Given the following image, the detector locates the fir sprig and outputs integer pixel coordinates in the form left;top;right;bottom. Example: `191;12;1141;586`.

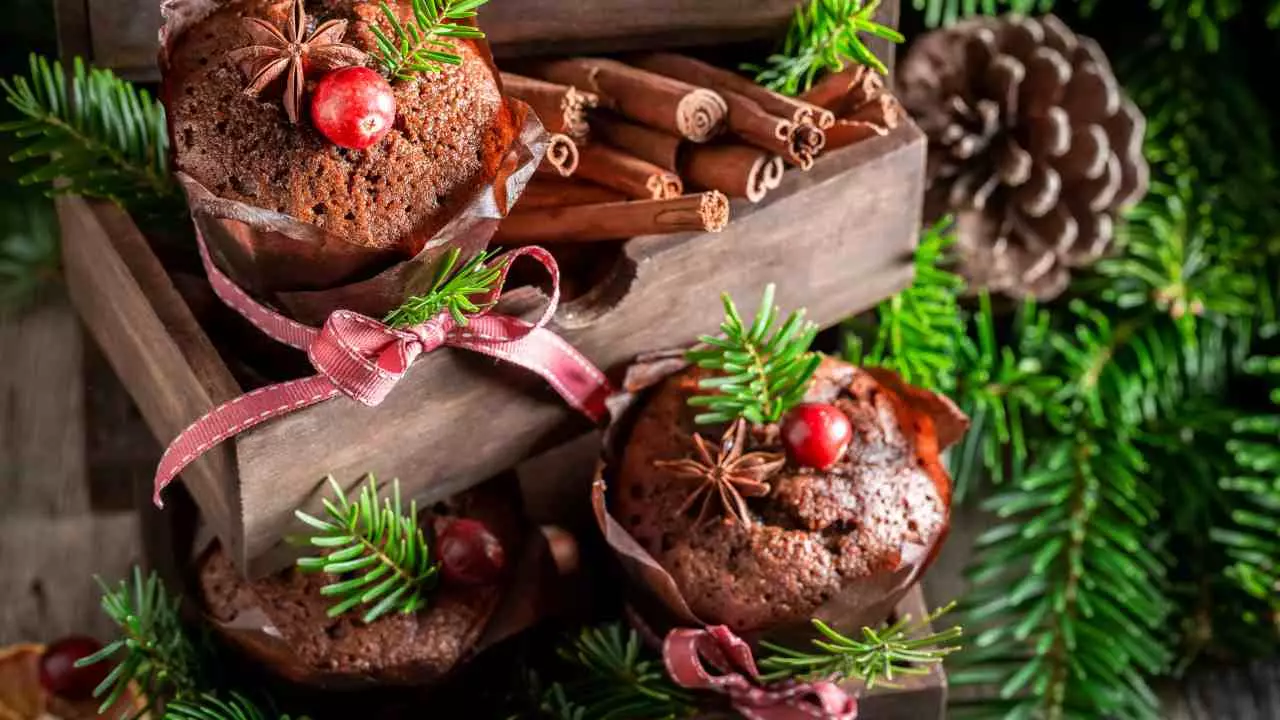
77;568;205;718
164;692;299;720
383;248;503;328
0;54;178;215
0;193;59;313
750;0;904;95
549;624;696;720
686;284;821;425
371;0;490;82
295;475;439;623
759;604;963;688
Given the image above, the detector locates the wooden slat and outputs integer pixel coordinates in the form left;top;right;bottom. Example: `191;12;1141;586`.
58;197;245;561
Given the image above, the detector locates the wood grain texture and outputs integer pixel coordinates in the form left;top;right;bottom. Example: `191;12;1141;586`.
64;0;900;79
58;197;245;561
64;121;925;574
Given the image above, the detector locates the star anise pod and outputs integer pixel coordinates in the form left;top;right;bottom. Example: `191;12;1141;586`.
655;419;785;527
227;0;369;124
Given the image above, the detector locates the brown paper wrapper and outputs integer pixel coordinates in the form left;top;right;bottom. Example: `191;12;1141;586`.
189;477;574;690
591;350;970;645
159;0;548;325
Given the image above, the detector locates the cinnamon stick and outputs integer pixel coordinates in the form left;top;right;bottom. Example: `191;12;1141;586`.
682;145;784;203
495;192;730;244
534;58;728;143
501;72;598;138
518;177;628;210
824;95;903;151
635;53;836;130
591;114;682;172
800;65;885;115
712;88;827;170
576;143;683;200
538;133;581;177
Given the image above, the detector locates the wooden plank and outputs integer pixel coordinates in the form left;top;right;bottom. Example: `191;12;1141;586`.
71;0;900;79
57;197;246;562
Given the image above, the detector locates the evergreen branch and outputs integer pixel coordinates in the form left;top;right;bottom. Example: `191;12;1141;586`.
295;475;439;624
0;54;178;215
551;624;696;720
77;567;206;719
749;0;903;95
165;692;301;720
383;248;503;328
910;0;1058;28
759;605;963;689
0;192;59;313
686;283;821;425
370;0;490;82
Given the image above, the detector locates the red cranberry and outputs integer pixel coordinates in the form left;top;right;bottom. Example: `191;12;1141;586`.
310;66;396;150
38;636;109;701
781;403;854;470
438;519;506;585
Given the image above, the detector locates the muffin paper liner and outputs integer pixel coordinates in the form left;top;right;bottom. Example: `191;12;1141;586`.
159;0;546;325
592;350;970;645
189;477;565;690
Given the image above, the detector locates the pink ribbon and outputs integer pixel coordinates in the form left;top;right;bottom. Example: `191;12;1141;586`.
664;626;858;720
152;234;612;506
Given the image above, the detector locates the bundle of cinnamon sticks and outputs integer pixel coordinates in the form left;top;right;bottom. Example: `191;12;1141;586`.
497;56;903;246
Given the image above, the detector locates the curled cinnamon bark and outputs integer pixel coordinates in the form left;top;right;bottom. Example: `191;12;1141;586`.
501;72;599;139
635;53;835;130
576;143;683;200
517;177;629;209
591;114;682;172
539;133;581;177
495;192;730;244
534;57;728;143
682;145;783;203
801;65;886;115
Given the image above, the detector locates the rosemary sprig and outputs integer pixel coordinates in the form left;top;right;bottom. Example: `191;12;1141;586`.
750;0;904;96
383;248;504;328
371;0;490;82
758;603;963;688
686;284;821;425
294;475;439;623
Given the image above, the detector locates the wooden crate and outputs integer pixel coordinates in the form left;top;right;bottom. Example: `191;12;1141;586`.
59;121;925;573
54;0;899;81
851;584;948;720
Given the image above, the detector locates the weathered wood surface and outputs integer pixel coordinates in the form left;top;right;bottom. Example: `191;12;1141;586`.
59;121;926;573
0;296;145;644
56;0;899;80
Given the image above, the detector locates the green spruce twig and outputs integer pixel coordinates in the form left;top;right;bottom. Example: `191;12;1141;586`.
0;54;178;216
550;624;696;720
76;568;206;719
164;692;302;720
295;475;439;623
759;605;963;688
749;0;904;95
370;0;490;82
686;283;821;425
383;248;504;328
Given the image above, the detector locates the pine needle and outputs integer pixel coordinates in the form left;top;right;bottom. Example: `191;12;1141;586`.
164;692;302;720
371;0;491;82
686;283;821;425
750;0;904;95
0;54;178;217
295;475;439;623
550;624;696;720
383;248;504;328
759;604;963;688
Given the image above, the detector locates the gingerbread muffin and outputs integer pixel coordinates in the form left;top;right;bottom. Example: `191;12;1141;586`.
165;0;513;252
613;356;957;633
197;480;519;686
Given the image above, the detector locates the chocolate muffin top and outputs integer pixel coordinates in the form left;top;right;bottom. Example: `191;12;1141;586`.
167;0;511;251
614;357;950;633
198;482;518;684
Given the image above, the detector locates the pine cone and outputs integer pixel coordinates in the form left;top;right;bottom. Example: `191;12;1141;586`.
899;15;1148;299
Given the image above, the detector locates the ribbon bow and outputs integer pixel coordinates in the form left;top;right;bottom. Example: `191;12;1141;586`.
152;234;612;506
664;626;858;720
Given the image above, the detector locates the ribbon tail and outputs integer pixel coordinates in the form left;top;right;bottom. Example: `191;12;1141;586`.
153;376;341;507
453;325;613;423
